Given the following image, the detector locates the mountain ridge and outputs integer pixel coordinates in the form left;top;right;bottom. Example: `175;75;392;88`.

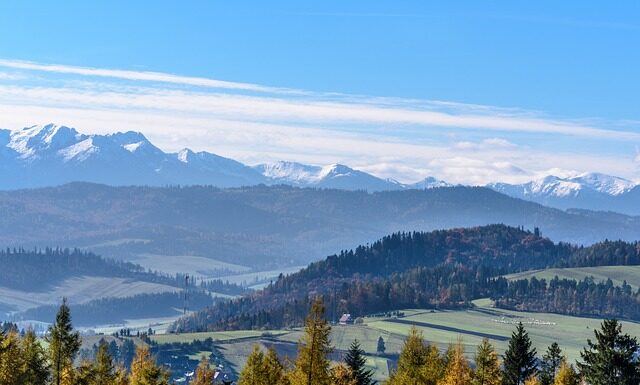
3;123;640;215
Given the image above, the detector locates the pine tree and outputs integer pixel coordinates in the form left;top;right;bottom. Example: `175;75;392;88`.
129;345;170;385
192;355;216;385
502;322;537;385
0;331;23;385
290;298;333;385
439;340;472;385
377;336;386;355
263;347;288;385
578;319;640;385
539;343;562;385
238;345;266;385
473;338;501;385
344;339;374;385
553;361;579;385
94;340;117;385
19;329;49;385
47;298;81;385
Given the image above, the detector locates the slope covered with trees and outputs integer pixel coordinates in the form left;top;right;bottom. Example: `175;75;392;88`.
173;225;640;332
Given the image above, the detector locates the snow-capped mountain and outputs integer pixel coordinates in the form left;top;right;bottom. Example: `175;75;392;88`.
488;173;640;215
0;124;267;189
0;124;438;191
253;161;403;191
408;176;453;190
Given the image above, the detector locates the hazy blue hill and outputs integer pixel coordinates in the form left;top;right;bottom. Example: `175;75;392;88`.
1;183;639;270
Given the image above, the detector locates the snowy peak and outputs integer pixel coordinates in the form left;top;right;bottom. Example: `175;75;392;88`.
569;172;635;196
9;124;84;158
255;161;323;185
409;176;452;189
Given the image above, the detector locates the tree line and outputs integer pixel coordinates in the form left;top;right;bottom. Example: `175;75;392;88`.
2;298;640;385
172;225;640;332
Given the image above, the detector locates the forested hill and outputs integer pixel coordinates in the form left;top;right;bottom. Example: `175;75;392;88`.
298;225;571;279
0;248;174;291
172;225;640;332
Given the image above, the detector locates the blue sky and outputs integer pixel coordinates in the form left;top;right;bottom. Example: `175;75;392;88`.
0;1;639;183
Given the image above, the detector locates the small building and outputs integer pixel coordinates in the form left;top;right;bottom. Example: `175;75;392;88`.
339;313;353;325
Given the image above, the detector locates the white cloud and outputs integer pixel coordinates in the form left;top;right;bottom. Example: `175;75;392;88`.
0;59;638;184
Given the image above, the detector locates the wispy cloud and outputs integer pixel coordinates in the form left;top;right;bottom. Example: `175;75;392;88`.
0;59;638;184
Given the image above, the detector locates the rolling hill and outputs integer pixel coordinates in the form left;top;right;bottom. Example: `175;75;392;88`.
2;183;640;271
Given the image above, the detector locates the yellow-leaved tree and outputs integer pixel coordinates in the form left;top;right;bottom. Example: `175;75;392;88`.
439;339;472;385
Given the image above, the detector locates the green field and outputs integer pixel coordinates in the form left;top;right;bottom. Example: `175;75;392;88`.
505;265;640;289
150;330;289;344
148;298;640;380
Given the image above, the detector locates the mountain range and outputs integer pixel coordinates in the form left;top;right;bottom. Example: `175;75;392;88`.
2;124;639;215
2;183;640;270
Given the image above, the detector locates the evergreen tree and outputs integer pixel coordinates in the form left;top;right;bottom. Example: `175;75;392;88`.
539;343;562;385
0;331;22;385
553;361;579;385
47;298;81;385
473;338;501;385
344;339;374;385
263;347;288;385
192;355;216;385
94;340;117;385
290;298;333;385
578;319;640;385
377;336;386;355
238;345;265;385
20;329;50;385
120;339;136;369
502;322;537;385
440;340;472;385
129;345;170;385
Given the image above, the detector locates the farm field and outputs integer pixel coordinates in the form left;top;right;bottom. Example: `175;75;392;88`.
0;276;179;313
147;298;640;381
505;265;640;289
130;254;251;279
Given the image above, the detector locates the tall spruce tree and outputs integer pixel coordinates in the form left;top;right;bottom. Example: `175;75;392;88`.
47;298;81;385
344;339;374;385
502;322;537;385
539;343;563;385
473;338;502;385
20;329;49;385
94;340;117;385
578;319;640;385
290;298;333;385
377;337;386;355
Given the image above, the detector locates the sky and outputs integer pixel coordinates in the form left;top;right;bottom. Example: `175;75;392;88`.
0;1;639;184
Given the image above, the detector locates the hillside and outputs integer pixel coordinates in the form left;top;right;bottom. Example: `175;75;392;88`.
0;248;244;326
172;225;640;332
2;183;640;270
